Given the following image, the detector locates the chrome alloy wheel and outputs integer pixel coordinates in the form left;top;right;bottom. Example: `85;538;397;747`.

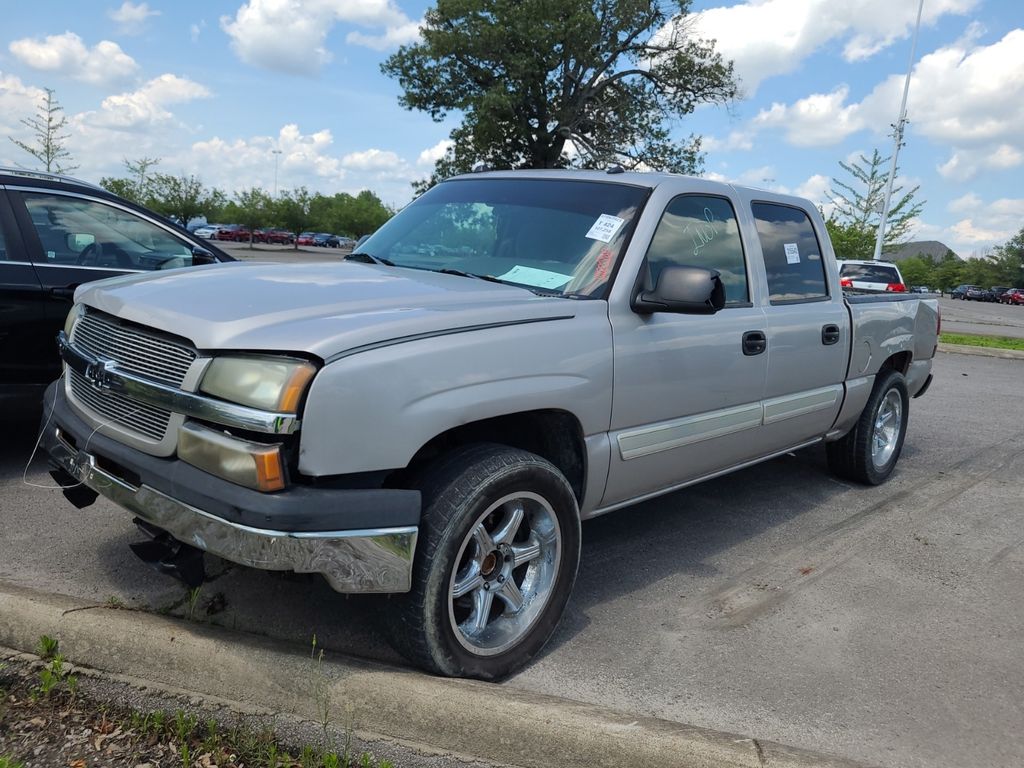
871;389;903;469
447;492;561;656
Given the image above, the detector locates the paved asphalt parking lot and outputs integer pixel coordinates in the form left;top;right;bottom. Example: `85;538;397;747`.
2;267;1022;767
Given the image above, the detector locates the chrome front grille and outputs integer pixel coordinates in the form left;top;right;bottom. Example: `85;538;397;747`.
68;369;173;440
67;310;197;442
72;310;196;386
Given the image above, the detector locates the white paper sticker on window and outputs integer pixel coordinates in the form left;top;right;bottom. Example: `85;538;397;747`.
784;243;800;264
586;214;625;243
497;265;572;290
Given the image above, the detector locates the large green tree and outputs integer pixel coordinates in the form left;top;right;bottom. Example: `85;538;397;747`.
827;149;923;260
146;174;225;228
383;0;736;189
9;87;78;174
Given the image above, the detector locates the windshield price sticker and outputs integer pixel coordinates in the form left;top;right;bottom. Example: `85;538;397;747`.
586;214;626;243
784;243;800;264
497;265;572;289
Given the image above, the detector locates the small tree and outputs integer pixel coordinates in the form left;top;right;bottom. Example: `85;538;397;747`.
99;156;161;205
234;187;273;248
275;187;314;249
828;149;923;259
9;87;78;173
148;174;223;228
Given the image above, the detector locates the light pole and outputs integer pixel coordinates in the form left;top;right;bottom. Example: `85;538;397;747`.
271;149;282;197
873;0;925;260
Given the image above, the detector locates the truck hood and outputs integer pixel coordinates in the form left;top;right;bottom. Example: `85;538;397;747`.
75;261;577;360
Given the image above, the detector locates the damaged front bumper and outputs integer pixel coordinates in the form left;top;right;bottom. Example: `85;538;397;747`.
40;382;419;594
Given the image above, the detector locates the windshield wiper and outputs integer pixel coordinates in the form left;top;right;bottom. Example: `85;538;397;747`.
434;268;502;283
344;252;395;266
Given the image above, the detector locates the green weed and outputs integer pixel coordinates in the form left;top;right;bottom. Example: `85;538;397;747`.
35;635;58;660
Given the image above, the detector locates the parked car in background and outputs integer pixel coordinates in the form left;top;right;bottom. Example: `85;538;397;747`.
193;225;222;239
296;231;316;246
990;286;1011;302
837;259;907;292
966;285;994;301
950;284;974;299
312;232;340;248
265;229;295;244
336;236;357;250
0;166;231;411
999;287;1024;305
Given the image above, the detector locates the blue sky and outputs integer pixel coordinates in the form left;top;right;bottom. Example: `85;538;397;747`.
1;0;1020;258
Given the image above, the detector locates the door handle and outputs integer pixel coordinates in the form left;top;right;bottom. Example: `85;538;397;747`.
821;324;841;345
742;330;767;356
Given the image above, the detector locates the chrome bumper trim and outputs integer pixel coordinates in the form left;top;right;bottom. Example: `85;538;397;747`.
50;431;417;594
57;331;301;435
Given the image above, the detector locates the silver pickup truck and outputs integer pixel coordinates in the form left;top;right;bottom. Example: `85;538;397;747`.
41;170;938;680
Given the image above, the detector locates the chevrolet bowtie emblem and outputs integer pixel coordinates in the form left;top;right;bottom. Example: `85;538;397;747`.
84;359;117;391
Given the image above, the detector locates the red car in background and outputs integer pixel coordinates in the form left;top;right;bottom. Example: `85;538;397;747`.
215;225;251;242
265;229;295;244
296;231;316;246
999;288;1024;305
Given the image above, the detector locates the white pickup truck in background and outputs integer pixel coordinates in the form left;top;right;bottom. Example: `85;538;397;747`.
42;170;939;679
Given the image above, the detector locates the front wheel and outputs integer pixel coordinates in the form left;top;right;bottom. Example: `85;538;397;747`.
826;369;909;485
386;444;580;680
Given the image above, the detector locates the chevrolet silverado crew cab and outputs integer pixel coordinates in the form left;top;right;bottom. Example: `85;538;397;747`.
41;170;939;679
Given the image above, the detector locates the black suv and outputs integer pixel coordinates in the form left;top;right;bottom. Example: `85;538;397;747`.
0;167;231;411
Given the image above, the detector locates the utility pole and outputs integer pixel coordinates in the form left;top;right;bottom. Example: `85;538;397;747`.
271;149;282;197
873;0;924;260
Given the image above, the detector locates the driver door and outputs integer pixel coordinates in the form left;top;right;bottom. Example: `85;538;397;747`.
7;189;198;347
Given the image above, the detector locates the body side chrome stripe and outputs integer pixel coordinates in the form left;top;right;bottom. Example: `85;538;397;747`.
617;402;764;460
762;386;841;425
617;385;843;461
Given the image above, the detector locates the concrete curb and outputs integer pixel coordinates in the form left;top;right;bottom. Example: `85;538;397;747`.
0;580;872;768
939;342;1024;360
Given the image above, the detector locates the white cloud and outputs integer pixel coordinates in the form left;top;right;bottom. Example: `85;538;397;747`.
910;194;1024;257
417;139;453;166
702;130;754;152
9;32;138;86
346;20;420;51
86;74;211;129
0;73;48;165
221;0;420;75
109;2;160;34
342;148;401;171
748;29;1024;181
190;21;206;44
691;0;978;95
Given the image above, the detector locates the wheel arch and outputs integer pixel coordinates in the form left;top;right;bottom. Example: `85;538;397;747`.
393;409;587;508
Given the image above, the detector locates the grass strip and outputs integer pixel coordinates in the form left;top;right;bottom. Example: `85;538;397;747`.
940;332;1024;351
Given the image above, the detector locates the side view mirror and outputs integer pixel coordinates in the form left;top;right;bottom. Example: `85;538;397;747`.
632;264;726;315
191;246;217;266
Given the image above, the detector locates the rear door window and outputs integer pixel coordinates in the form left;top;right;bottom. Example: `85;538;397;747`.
751;202;828;304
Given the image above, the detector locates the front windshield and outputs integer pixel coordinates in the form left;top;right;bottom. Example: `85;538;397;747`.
354;177;649;298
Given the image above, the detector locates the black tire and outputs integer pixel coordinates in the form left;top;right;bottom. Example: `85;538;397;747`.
826;369;909;485
385;443;581;680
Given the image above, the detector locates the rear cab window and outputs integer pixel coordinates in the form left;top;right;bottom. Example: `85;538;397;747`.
751;202;828;304
840;263;901;283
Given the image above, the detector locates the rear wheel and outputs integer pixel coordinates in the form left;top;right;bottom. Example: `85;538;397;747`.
826;369;909;485
386;444;581;680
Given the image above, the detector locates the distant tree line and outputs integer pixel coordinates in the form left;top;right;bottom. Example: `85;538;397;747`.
896;230;1024;292
100;158;394;247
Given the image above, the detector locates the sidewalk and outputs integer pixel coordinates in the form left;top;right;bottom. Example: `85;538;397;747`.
0;580;870;768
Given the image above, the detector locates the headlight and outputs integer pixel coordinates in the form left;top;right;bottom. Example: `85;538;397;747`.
200;356;316;412
64;304;85;338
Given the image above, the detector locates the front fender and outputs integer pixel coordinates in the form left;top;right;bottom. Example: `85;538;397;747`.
297;303;613;477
